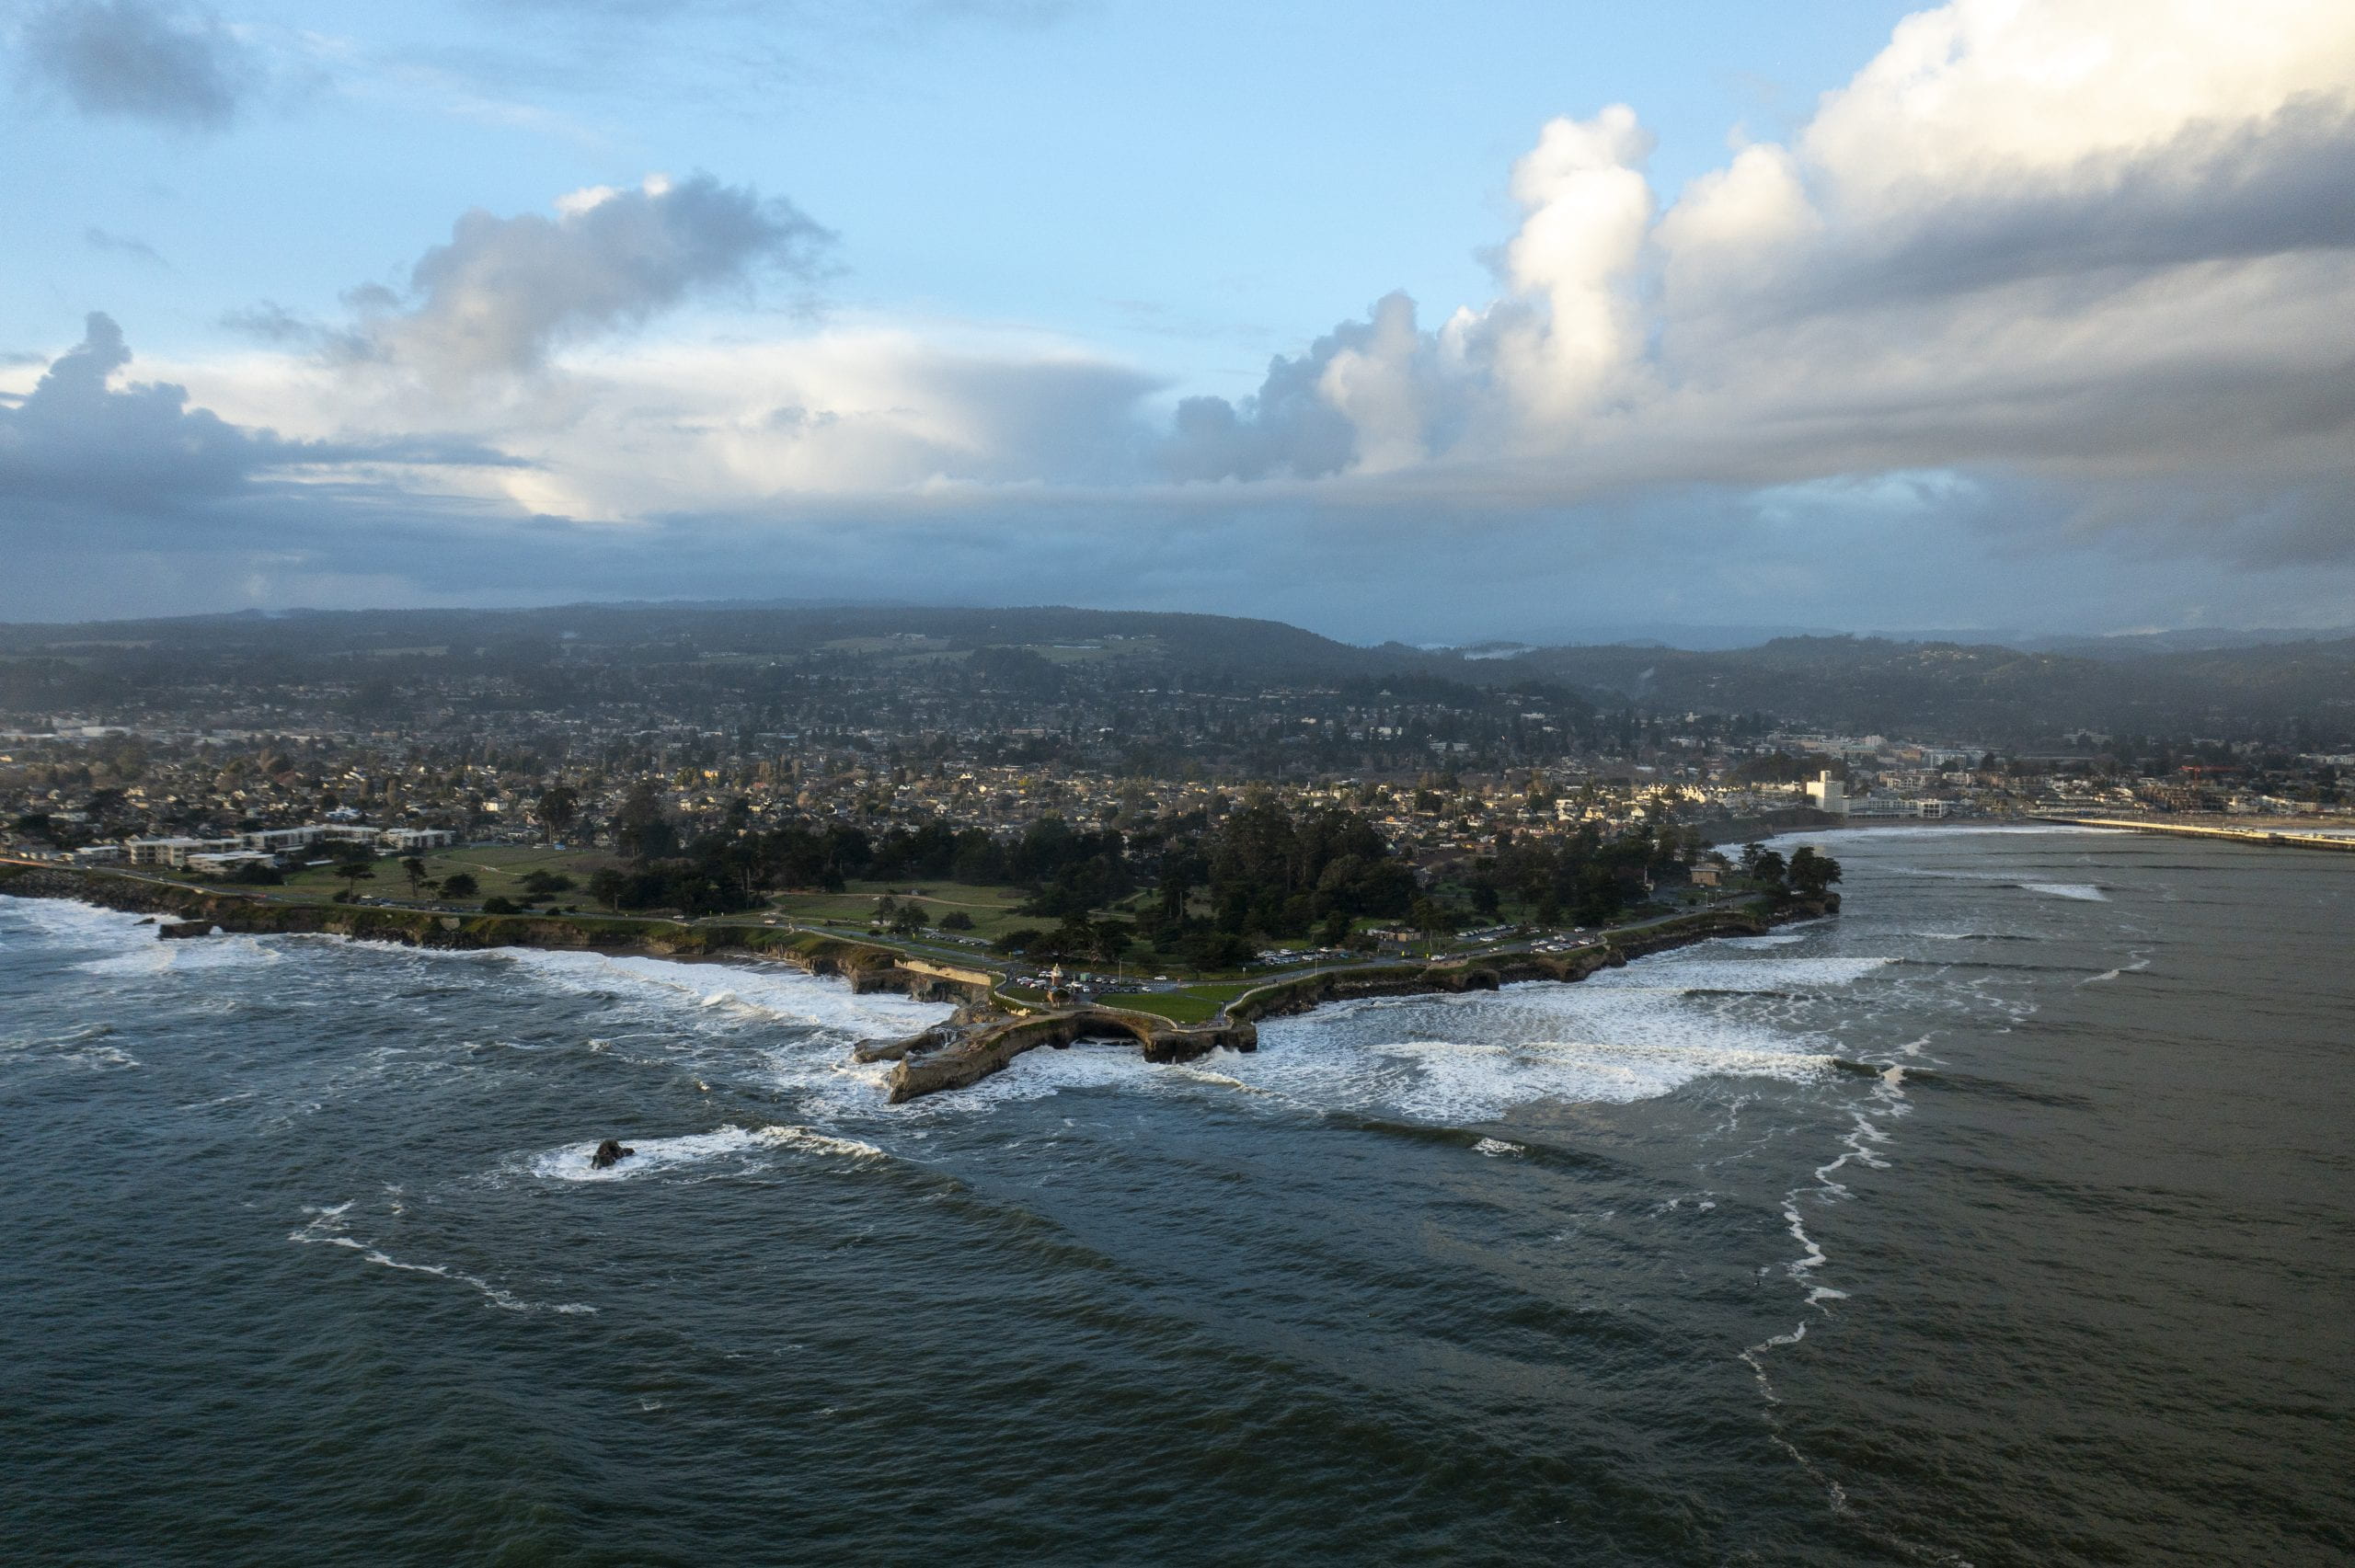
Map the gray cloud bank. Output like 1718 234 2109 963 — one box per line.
1164 81 2355 574
0 313 281 513
14 0 257 129
0 314 519 544
343 175 834 383
7 0 2355 636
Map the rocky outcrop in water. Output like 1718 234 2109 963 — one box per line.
590 1139 635 1169
877 1008 1256 1103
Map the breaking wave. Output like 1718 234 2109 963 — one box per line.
288 1202 595 1314
524 1123 890 1183
502 949 953 1039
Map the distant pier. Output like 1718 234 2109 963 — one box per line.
2038 817 2355 853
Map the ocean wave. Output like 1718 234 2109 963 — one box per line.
2021 882 2108 901
288 1202 595 1314
0 897 162 951
2080 955 2153 985
501 949 953 1039
1229 1024 1840 1125
865 949 1896 1125
76 933 285 975
1219 952 1894 1123
1163 1059 1271 1095
0 1020 142 1071
525 1123 889 1183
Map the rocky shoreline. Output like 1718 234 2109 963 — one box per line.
1 860 1833 1102
861 897 1836 1102
0 862 983 1003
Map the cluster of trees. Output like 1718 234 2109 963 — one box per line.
573 783 1830 963
1739 842 1843 899
1160 796 1416 943
1474 820 1704 927
590 790 1142 918
584 784 1426 967
985 795 1419 968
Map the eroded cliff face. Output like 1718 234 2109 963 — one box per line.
877 1008 1258 1104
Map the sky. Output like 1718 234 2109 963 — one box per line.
3 0 2352 641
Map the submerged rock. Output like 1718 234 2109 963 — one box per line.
590 1139 636 1170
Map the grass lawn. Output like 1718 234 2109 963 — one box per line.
1097 982 1258 1024
277 844 622 904
768 879 1034 941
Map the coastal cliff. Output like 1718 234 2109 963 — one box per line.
859 1007 1258 1103
0 863 986 1002
2 862 1835 1101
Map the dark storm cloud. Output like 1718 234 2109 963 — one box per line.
0 312 281 512
16 0 257 130
349 176 833 382
1163 327 1359 483
0 314 525 551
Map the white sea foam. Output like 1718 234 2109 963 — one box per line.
1165 1061 1269 1094
77 932 284 975
5 897 284 976
1210 954 1891 1124
2080 955 2151 985
933 1039 1165 1107
1472 1137 1523 1157
0 1021 141 1071
502 949 952 1039
2021 882 2108 901
852 949 1899 1124
0 897 159 950
526 1123 888 1183
288 1202 594 1313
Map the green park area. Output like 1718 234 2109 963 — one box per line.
766 879 1035 942
1096 982 1258 1024
275 845 622 906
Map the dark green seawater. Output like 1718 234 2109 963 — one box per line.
3 828 2349 1565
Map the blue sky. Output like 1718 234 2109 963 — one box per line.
7 1 1915 392
5 0 2354 638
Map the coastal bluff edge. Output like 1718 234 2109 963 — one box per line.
0 862 1833 1104
863 897 1834 1103
0 863 982 1003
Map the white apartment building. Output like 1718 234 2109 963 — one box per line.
122 823 456 868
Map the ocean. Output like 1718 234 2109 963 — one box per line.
3 828 2349 1565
